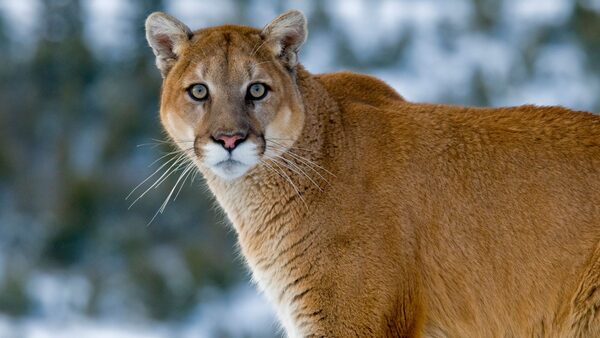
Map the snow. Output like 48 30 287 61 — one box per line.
0 316 170 338
2 272 276 338
0 0 40 36
503 0 574 26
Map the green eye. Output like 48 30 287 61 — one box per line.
188 84 209 101
247 83 268 100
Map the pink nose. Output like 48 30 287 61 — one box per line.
215 134 245 150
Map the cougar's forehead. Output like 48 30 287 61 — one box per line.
193 26 262 57
182 27 272 82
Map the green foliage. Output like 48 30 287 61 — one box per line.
572 2 600 75
0 276 31 316
44 178 98 266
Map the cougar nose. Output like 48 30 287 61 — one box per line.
213 132 247 150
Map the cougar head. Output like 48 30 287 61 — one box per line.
145 10 308 180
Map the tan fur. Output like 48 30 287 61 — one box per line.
146 10 600 338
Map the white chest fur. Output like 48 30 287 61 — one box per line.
207 174 313 338
248 259 304 338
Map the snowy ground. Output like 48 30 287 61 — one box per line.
0 276 277 338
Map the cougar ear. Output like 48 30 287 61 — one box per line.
261 10 307 69
145 12 192 77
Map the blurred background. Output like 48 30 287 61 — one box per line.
0 0 598 337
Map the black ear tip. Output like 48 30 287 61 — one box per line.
145 12 192 35
284 9 304 17
145 12 167 29
281 9 307 25
147 11 166 19
265 9 308 37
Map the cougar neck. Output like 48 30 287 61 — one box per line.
202 65 345 264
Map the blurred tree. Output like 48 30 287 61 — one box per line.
472 0 502 31
31 0 98 267
571 2 600 110
0 14 12 181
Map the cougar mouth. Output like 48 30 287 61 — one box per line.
215 158 243 168
201 141 259 180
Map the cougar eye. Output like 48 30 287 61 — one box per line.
187 84 209 101
247 83 268 100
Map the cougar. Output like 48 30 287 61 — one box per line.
145 9 600 337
